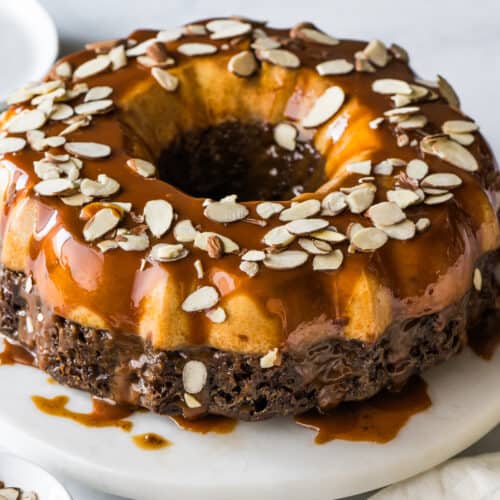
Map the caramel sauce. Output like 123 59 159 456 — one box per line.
132 432 171 450
170 415 237 434
0 339 34 366
31 395 134 432
46 376 57 384
295 377 431 444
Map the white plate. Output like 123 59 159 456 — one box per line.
0 0 58 98
0 452 71 500
0 337 499 500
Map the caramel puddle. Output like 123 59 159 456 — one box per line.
31 395 134 432
132 432 171 450
0 339 34 366
295 376 431 444
170 415 237 434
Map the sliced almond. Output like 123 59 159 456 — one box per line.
286 218 329 235
109 45 128 70
65 141 111 159
55 61 72 79
227 50 258 77
194 259 204 279
83 207 121 241
206 306 227 323
0 488 20 500
242 250 266 261
177 43 218 56
428 137 478 172
442 120 478 135
273 122 297 151
0 137 26 154
184 393 202 409
263 250 308 270
7 109 47 133
195 232 239 254
126 158 156 177
210 21 252 40
73 55 111 79
251 37 280 50
301 86 345 128
295 27 339 45
239 260 259 277
173 219 198 242
126 38 156 57
298 238 332 255
372 78 412 95
313 249 344 271
75 99 113 115
351 227 388 252
144 199 174 237
316 59 353 76
449 133 475 146
321 191 347 216
149 243 188 262
262 225 295 247
84 86 113 102
97 240 119 252
424 192 454 205
80 174 120 197
183 24 207 36
381 219 416 240
182 286 219 312
256 201 284 219
363 39 390 67
182 360 208 393
279 199 321 221
422 172 462 189
406 159 429 179
34 178 75 196
204 199 249 223
387 189 420 209
397 114 428 129
310 227 347 243
367 201 406 226
151 67 179 92
473 268 482 292
346 187 375 214
354 51 376 73
34 160 60 180
416 217 431 232
346 160 372 175
259 348 280 369
156 28 183 42
259 49 300 68
369 117 385 130
437 75 460 109
61 192 93 206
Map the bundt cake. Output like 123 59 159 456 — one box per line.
0 18 498 420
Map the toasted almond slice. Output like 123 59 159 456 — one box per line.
259 49 300 68
369 117 385 130
442 120 478 135
84 86 113 102
117 232 149 253
34 177 75 196
204 200 249 223
125 38 156 57
65 141 111 159
260 348 280 369
363 39 390 67
406 159 429 179
109 44 127 70
449 133 475 146
416 217 431 232
75 99 114 115
34 160 60 180
194 259 204 279
182 359 208 393
149 243 188 262
73 55 111 79
313 249 344 271
346 187 375 214
178 43 217 56
286 218 329 235
296 27 339 46
437 75 460 108
279 199 321 221
126 158 156 177
381 219 416 240
372 78 412 95
354 51 376 73
263 250 308 270
151 67 179 92
397 114 428 129
206 306 227 323
298 238 332 255
316 59 353 76
7 109 47 133
182 286 219 312
0 137 26 154
251 37 280 50
48 103 74 121
384 106 420 117
0 488 20 500
83 207 121 241
183 24 207 36
473 268 482 292
97 239 119 253
61 192 93 206
156 28 183 42
262 225 295 247
210 21 252 39
301 86 345 128
80 174 120 197
173 219 198 242
424 192 454 205
387 189 420 209
227 50 258 77
256 201 284 219
423 186 449 195
321 191 347 216
346 160 372 175
184 393 202 408
7 87 35 105
367 201 406 227
144 199 174 237
195 232 239 254
242 250 266 261
55 61 72 79
46 135 66 148
206 19 242 32
422 172 462 189
351 227 388 252
239 260 259 277
429 138 478 172
273 122 297 151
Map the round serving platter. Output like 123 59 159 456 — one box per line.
0 337 499 500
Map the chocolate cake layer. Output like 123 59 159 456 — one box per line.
0 252 497 421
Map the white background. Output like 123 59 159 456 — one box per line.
5 0 500 498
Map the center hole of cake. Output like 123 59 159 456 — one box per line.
158 121 327 201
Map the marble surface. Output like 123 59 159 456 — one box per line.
3 1 500 499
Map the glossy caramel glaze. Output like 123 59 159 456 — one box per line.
295 376 430 444
0 338 35 366
132 432 171 450
0 20 498 355
170 414 237 434
31 394 134 431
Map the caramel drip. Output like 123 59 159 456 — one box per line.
170 415 237 434
31 395 134 432
132 432 171 450
295 376 431 444
0 339 35 366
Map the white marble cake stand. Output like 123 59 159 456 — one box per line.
0 337 499 500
